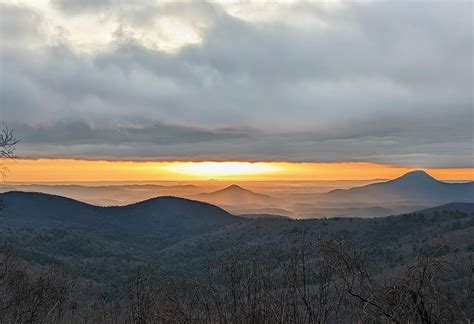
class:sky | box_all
[0,0,473,181]
[4,159,473,182]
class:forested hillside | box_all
[0,193,473,322]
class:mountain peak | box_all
[389,170,442,187]
[397,170,436,181]
[225,184,245,191]
[194,184,275,205]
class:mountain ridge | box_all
[0,191,243,250]
[416,202,474,215]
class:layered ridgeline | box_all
[325,170,474,203]
[0,191,472,283]
[1,171,472,219]
[0,183,201,206]
[0,191,473,321]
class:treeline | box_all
[1,238,472,323]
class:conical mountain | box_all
[326,170,473,203]
[193,184,275,206]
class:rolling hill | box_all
[0,190,472,320]
[0,191,243,250]
[417,202,474,215]
[0,183,201,206]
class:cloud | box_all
[11,108,472,168]
[50,0,123,14]
[0,3,46,47]
[0,0,472,167]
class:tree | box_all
[0,126,18,179]
[0,247,71,323]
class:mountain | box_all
[237,213,291,219]
[324,170,474,204]
[156,201,474,277]
[0,191,243,249]
[0,183,201,206]
[192,184,276,206]
[1,192,472,321]
[417,202,474,215]
[1,191,473,318]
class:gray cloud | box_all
[0,3,46,46]
[0,1,472,167]
[50,0,129,15]
[11,107,472,168]
[14,119,253,146]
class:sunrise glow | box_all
[4,159,473,182]
[161,162,281,178]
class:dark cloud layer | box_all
[0,1,472,167]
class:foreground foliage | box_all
[1,236,472,323]
[0,198,473,323]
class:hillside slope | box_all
[0,191,243,249]
[0,192,472,306]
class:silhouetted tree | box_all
[0,126,18,179]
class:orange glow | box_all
[3,159,473,182]
[162,162,281,178]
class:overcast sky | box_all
[0,0,472,167]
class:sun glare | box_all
[162,162,281,178]
[4,159,474,182]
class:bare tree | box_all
[325,240,466,323]
[0,126,19,179]
[0,247,71,323]
[0,232,469,323]
[122,237,469,323]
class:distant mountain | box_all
[193,184,276,206]
[0,183,201,206]
[325,170,474,204]
[237,213,291,220]
[229,206,294,216]
[417,202,474,215]
[0,191,243,249]
[296,205,393,218]
[0,183,199,194]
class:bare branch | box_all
[0,126,19,180]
